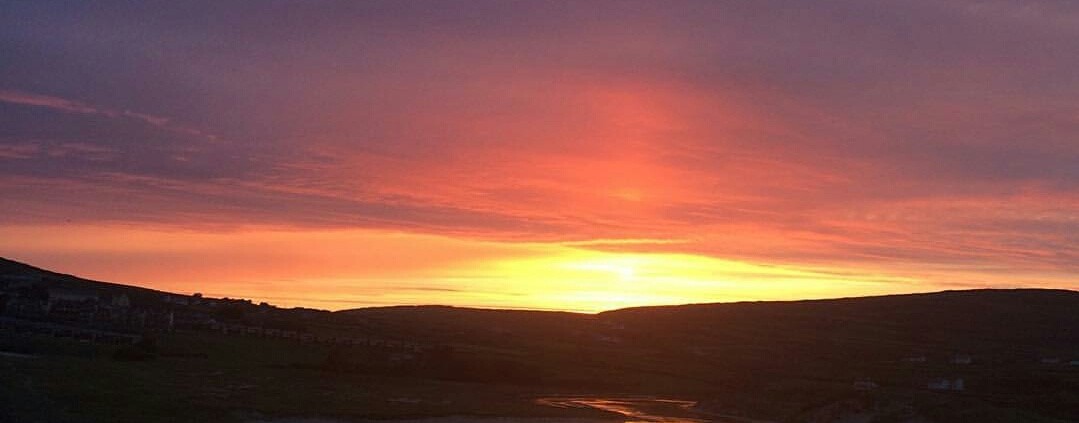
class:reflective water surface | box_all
[537,397,709,423]
[251,396,762,423]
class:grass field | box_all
[0,332,618,423]
[3,289,1079,422]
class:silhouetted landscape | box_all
[2,257,1077,423]
[5,1,1079,421]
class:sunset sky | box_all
[1,1,1077,312]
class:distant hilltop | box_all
[3,256,1079,421]
[0,256,328,309]
[0,256,329,336]
[8,253,1076,377]
[4,254,1079,319]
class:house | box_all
[110,294,131,308]
[172,310,213,329]
[853,379,878,391]
[3,297,47,319]
[161,295,189,306]
[950,354,972,365]
[928,378,965,391]
[602,321,626,330]
[48,288,98,304]
[47,289,100,324]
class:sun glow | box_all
[466,247,918,312]
[0,225,946,313]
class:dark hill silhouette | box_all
[331,288,1079,421]
[6,255,1078,358]
[602,289,1079,354]
[4,256,1079,421]
[0,256,171,305]
[332,289,1079,357]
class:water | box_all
[250,396,762,423]
[536,397,708,423]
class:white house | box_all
[48,288,98,303]
[928,378,965,391]
[853,379,879,391]
[111,294,131,308]
[161,295,189,306]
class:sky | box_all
[1,1,1077,312]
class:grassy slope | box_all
[0,332,615,423]
[3,257,1078,422]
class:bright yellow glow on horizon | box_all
[465,248,920,312]
[3,225,1068,313]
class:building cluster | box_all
[877,352,1079,394]
[927,377,965,391]
[207,321,427,352]
[0,317,139,345]
[2,287,179,333]
[1,279,244,342]
[900,353,1079,367]
[1,279,429,357]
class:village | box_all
[6,279,1079,390]
[0,275,431,364]
[3,259,1079,422]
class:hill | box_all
[0,256,170,303]
[2,256,1078,422]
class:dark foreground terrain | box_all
[1,257,1077,423]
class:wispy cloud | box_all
[0,90,215,140]
[0,90,102,113]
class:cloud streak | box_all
[0,89,215,139]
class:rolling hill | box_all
[3,256,1078,422]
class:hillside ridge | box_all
[4,256,1077,315]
